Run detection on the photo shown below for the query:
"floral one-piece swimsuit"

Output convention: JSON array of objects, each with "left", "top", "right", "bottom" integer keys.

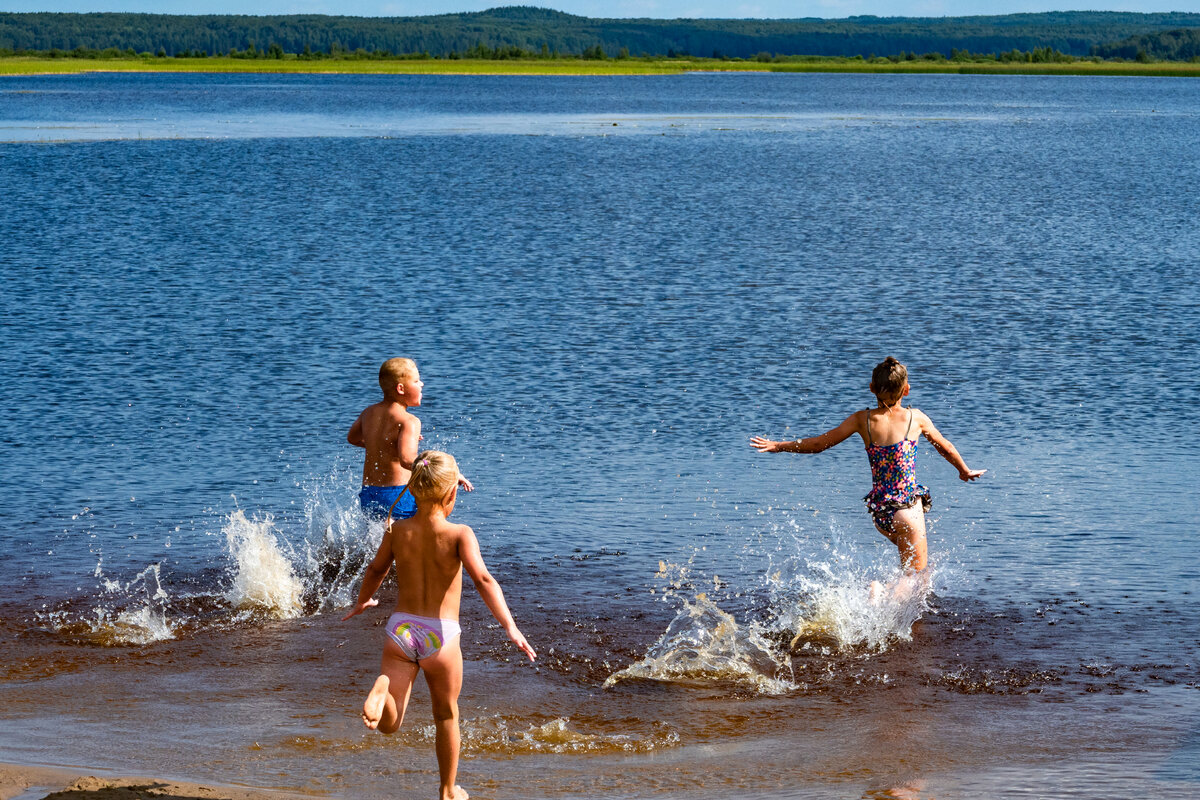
[{"left": 863, "top": 408, "right": 932, "bottom": 534}]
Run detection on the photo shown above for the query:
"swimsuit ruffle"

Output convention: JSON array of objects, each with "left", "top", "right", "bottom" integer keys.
[{"left": 863, "top": 485, "right": 932, "bottom": 516}]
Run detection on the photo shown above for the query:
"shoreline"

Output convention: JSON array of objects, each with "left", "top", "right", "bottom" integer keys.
[
  {"left": 3, "top": 57, "right": 1200, "bottom": 78},
  {"left": 0, "top": 763, "right": 315, "bottom": 800}
]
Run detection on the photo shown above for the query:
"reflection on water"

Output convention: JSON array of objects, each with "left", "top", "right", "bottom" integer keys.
[{"left": 0, "top": 112, "right": 1002, "bottom": 142}]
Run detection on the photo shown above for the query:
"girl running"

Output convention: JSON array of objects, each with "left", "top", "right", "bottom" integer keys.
[{"left": 751, "top": 357, "right": 984, "bottom": 572}]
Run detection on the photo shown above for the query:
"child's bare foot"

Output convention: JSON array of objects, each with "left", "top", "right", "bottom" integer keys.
[
  {"left": 362, "top": 675, "right": 390, "bottom": 730},
  {"left": 440, "top": 786, "right": 468, "bottom": 800}
]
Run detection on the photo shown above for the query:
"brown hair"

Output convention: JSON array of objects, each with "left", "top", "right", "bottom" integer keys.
[
  {"left": 870, "top": 357, "right": 908, "bottom": 403},
  {"left": 378, "top": 357, "right": 417, "bottom": 394},
  {"left": 387, "top": 450, "right": 459, "bottom": 522}
]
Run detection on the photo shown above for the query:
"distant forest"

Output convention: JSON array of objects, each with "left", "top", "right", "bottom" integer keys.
[
  {"left": 1093, "top": 28, "right": 1200, "bottom": 60},
  {"left": 3, "top": 7, "right": 1200, "bottom": 60}
]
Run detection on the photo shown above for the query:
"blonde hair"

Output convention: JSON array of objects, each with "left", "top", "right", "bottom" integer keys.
[
  {"left": 378, "top": 357, "right": 417, "bottom": 394},
  {"left": 870, "top": 356, "right": 908, "bottom": 403},
  {"left": 388, "top": 450, "right": 458, "bottom": 522}
]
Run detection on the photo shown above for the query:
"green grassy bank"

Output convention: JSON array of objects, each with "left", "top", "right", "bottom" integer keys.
[{"left": 3, "top": 56, "right": 1200, "bottom": 78}]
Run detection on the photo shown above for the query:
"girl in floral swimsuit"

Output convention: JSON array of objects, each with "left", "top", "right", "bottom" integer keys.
[{"left": 751, "top": 357, "right": 985, "bottom": 572}]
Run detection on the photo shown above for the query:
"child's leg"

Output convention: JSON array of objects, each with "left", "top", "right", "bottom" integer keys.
[
  {"left": 885, "top": 505, "right": 928, "bottom": 572},
  {"left": 419, "top": 638, "right": 466, "bottom": 800},
  {"left": 363, "top": 639, "right": 419, "bottom": 734}
]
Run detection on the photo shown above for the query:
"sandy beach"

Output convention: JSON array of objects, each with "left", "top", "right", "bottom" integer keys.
[{"left": 0, "top": 764, "right": 315, "bottom": 800}]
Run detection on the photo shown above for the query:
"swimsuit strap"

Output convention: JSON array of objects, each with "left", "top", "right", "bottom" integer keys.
[
  {"left": 865, "top": 409, "right": 874, "bottom": 447},
  {"left": 905, "top": 408, "right": 914, "bottom": 440}
]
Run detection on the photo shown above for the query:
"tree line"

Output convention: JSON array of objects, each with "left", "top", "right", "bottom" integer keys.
[
  {"left": 2, "top": 7, "right": 1199, "bottom": 61},
  {"left": 1092, "top": 28, "right": 1200, "bottom": 61},
  {"left": 5, "top": 42, "right": 1170, "bottom": 68}
]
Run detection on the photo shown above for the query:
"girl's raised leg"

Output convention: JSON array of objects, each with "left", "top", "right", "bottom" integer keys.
[{"left": 363, "top": 638, "right": 419, "bottom": 734}]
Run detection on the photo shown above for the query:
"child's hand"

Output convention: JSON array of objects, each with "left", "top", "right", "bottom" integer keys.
[
  {"left": 507, "top": 625, "right": 537, "bottom": 662},
  {"left": 750, "top": 436, "right": 783, "bottom": 453},
  {"left": 341, "top": 597, "right": 379, "bottom": 621},
  {"left": 959, "top": 468, "right": 986, "bottom": 482},
  {"left": 458, "top": 474, "right": 475, "bottom": 492}
]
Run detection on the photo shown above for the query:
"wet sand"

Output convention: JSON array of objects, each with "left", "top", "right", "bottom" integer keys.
[
  {"left": 0, "top": 765, "right": 313, "bottom": 800},
  {"left": 4, "top": 588, "right": 1199, "bottom": 799}
]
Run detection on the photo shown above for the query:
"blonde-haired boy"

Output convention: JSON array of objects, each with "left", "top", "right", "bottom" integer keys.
[{"left": 348, "top": 358, "right": 471, "bottom": 520}]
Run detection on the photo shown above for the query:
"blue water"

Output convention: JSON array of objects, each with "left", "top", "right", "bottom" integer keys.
[{"left": 1, "top": 72, "right": 1198, "bottom": 798}]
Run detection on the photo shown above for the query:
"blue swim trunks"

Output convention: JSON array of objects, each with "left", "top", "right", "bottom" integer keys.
[{"left": 358, "top": 485, "right": 416, "bottom": 520}]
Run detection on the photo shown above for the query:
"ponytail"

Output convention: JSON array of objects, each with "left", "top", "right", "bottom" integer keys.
[{"left": 386, "top": 451, "right": 458, "bottom": 527}]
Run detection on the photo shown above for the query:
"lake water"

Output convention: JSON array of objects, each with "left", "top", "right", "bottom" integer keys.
[{"left": 1, "top": 72, "right": 1198, "bottom": 799}]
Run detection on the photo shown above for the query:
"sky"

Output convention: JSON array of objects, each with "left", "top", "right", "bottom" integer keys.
[{"left": 3, "top": 0, "right": 1199, "bottom": 18}]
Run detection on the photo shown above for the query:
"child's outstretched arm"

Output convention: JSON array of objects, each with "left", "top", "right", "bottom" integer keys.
[
  {"left": 458, "top": 527, "right": 537, "bottom": 662},
  {"left": 915, "top": 411, "right": 985, "bottom": 482},
  {"left": 751, "top": 412, "right": 862, "bottom": 454},
  {"left": 341, "top": 527, "right": 396, "bottom": 620}
]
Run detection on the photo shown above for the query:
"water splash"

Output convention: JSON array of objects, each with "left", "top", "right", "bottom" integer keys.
[
  {"left": 294, "top": 472, "right": 386, "bottom": 614},
  {"left": 38, "top": 562, "right": 175, "bottom": 646},
  {"left": 768, "top": 558, "right": 932, "bottom": 654},
  {"left": 221, "top": 471, "right": 388, "bottom": 619},
  {"left": 282, "top": 715, "right": 680, "bottom": 756},
  {"left": 225, "top": 470, "right": 388, "bottom": 618},
  {"left": 223, "top": 509, "right": 304, "bottom": 619},
  {"left": 426, "top": 715, "right": 680, "bottom": 754},
  {"left": 606, "top": 512, "right": 942, "bottom": 693},
  {"left": 605, "top": 561, "right": 795, "bottom": 694},
  {"left": 223, "top": 472, "right": 388, "bottom": 617},
  {"left": 39, "top": 470, "right": 383, "bottom": 645},
  {"left": 763, "top": 514, "right": 935, "bottom": 653},
  {"left": 604, "top": 591, "right": 795, "bottom": 694}
]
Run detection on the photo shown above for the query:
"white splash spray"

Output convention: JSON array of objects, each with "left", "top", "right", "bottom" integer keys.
[
  {"left": 605, "top": 561, "right": 795, "bottom": 694},
  {"left": 295, "top": 473, "right": 387, "bottom": 613},
  {"left": 606, "top": 510, "right": 942, "bottom": 693},
  {"left": 223, "top": 509, "right": 304, "bottom": 619},
  {"left": 40, "top": 469, "right": 386, "bottom": 646},
  {"left": 764, "top": 517, "right": 934, "bottom": 653},
  {"left": 39, "top": 562, "right": 175, "bottom": 646}
]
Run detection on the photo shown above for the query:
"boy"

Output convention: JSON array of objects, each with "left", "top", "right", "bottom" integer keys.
[{"left": 348, "top": 358, "right": 471, "bottom": 521}]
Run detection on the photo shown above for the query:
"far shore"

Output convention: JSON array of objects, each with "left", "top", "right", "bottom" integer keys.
[
  {"left": 0, "top": 761, "right": 312, "bottom": 800},
  {"left": 3, "top": 56, "right": 1200, "bottom": 78}
]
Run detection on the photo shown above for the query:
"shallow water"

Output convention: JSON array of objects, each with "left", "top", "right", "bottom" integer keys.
[{"left": 1, "top": 72, "right": 1198, "bottom": 798}]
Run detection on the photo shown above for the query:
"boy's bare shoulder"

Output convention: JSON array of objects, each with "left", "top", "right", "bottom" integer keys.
[
  {"left": 362, "top": 401, "right": 419, "bottom": 428},
  {"left": 360, "top": 399, "right": 393, "bottom": 420}
]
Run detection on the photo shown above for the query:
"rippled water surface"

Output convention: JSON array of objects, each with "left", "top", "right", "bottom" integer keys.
[{"left": 1, "top": 72, "right": 1198, "bottom": 799}]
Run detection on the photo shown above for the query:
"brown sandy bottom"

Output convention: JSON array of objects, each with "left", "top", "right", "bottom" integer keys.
[{"left": 0, "top": 765, "right": 312, "bottom": 800}]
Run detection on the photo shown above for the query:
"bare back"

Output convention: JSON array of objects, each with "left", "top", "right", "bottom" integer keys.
[
  {"left": 862, "top": 406, "right": 920, "bottom": 448},
  {"left": 350, "top": 401, "right": 420, "bottom": 487},
  {"left": 386, "top": 514, "right": 467, "bottom": 620}
]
